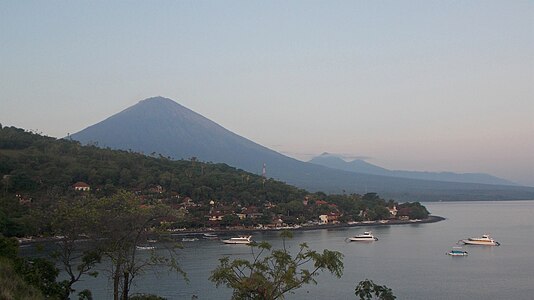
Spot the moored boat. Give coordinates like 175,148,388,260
347,231,378,242
447,247,468,256
182,237,199,242
222,235,253,244
203,233,218,239
460,234,500,246
136,245,156,250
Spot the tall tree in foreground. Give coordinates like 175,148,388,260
48,197,102,299
210,231,344,299
93,191,185,300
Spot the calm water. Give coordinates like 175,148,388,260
44,201,534,299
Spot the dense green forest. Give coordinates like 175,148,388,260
0,125,429,238
0,126,306,203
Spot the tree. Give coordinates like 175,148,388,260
92,191,185,300
48,197,102,299
210,231,344,299
0,257,44,300
373,206,391,220
221,214,239,227
0,235,63,298
16,256,65,298
355,279,396,300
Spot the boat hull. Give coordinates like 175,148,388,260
461,240,500,246
222,240,251,244
136,246,155,250
348,237,378,242
222,236,252,244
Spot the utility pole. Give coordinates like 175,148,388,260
262,163,266,187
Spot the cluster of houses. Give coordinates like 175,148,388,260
61,181,402,229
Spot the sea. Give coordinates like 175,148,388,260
23,200,534,299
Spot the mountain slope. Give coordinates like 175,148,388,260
71,97,534,201
309,153,515,186
71,97,295,174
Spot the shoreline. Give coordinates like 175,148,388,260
17,216,446,245
168,215,446,237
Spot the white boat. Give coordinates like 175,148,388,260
460,234,500,246
447,247,468,256
136,245,156,250
222,235,253,244
347,231,378,242
203,233,218,239
182,237,199,242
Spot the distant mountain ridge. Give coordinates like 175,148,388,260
70,97,534,201
309,153,515,186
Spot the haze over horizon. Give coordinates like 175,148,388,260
1,1,533,186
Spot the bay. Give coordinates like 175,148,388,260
44,200,534,299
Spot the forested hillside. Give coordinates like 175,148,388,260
0,126,306,203
0,125,428,238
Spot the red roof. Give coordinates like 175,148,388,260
73,182,90,188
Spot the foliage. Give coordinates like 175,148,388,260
0,257,44,300
16,256,66,298
0,235,61,299
355,279,396,300
47,197,102,299
0,126,307,206
0,195,33,237
0,234,18,259
397,202,429,219
210,231,344,299
91,191,185,300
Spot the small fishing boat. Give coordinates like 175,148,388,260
459,234,500,246
347,231,378,242
136,245,156,250
182,237,199,242
447,247,468,256
203,233,218,239
222,235,253,244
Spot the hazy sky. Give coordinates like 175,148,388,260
1,1,533,186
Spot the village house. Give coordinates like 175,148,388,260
388,206,398,217
73,181,90,191
263,201,276,209
264,217,284,229
208,211,226,221
242,206,263,219
319,212,340,224
315,200,328,206
181,197,197,208
16,194,32,205
148,185,164,194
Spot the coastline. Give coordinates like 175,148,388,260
169,215,446,237
17,216,446,245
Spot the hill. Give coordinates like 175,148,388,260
309,153,515,186
0,125,305,204
0,125,428,238
70,96,534,201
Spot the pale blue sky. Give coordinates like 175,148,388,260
1,1,533,186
